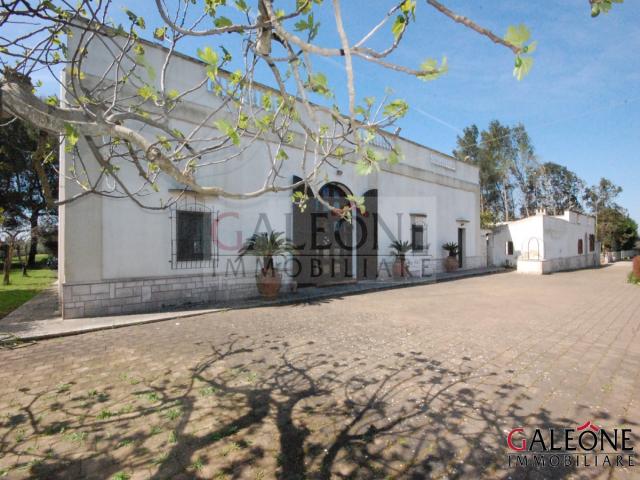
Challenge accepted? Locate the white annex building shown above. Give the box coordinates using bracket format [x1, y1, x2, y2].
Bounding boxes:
[58, 28, 485, 318]
[489, 209, 599, 274]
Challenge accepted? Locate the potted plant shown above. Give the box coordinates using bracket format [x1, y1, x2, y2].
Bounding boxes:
[442, 242, 459, 272]
[239, 232, 294, 298]
[390, 240, 411, 278]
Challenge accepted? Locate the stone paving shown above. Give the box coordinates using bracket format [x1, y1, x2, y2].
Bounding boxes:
[0, 266, 500, 339]
[0, 262, 638, 479]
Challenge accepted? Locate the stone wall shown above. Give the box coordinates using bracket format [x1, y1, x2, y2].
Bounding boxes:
[61, 254, 489, 318]
[61, 274, 259, 318]
[517, 252, 599, 275]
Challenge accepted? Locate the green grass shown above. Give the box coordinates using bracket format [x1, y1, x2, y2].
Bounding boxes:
[0, 268, 56, 318]
[9, 253, 50, 267]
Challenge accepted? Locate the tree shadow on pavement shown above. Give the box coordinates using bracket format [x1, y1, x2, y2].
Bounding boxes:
[0, 333, 632, 479]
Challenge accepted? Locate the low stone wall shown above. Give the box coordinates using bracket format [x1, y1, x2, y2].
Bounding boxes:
[517, 253, 599, 275]
[61, 254, 489, 318]
[61, 273, 259, 318]
[603, 250, 639, 262]
[380, 254, 486, 278]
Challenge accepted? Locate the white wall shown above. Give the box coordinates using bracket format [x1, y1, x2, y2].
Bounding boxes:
[60, 26, 481, 292]
[489, 211, 597, 273]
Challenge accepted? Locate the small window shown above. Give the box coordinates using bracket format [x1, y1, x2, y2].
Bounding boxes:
[410, 214, 427, 251]
[177, 211, 212, 262]
[589, 234, 595, 252]
[578, 239, 583, 255]
[506, 241, 514, 256]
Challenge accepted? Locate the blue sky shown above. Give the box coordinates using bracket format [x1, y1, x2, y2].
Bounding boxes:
[308, 0, 639, 224]
[19, 0, 640, 224]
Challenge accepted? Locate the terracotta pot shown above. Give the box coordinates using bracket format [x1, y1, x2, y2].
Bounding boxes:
[256, 270, 282, 298]
[392, 258, 408, 278]
[444, 255, 458, 273]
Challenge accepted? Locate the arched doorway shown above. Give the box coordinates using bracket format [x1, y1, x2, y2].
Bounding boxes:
[292, 181, 355, 286]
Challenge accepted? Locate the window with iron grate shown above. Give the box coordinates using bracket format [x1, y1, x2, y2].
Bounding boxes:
[177, 211, 212, 262]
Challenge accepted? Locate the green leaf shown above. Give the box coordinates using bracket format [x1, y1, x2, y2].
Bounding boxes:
[197, 46, 219, 80]
[220, 46, 232, 63]
[346, 194, 366, 214]
[197, 46, 218, 66]
[504, 24, 531, 47]
[171, 128, 185, 139]
[513, 55, 534, 81]
[524, 40, 537, 54]
[276, 149, 289, 161]
[64, 123, 79, 152]
[391, 15, 406, 40]
[214, 119, 240, 145]
[383, 99, 409, 119]
[125, 9, 138, 24]
[45, 95, 59, 106]
[205, 0, 227, 16]
[591, 0, 623, 17]
[234, 0, 248, 12]
[153, 27, 166, 41]
[214, 16, 232, 28]
[418, 56, 448, 81]
[387, 147, 402, 165]
[137, 84, 157, 101]
[261, 93, 272, 110]
[355, 159, 374, 176]
[305, 72, 332, 97]
[400, 0, 416, 18]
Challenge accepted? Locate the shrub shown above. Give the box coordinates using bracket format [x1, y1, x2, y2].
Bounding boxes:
[628, 271, 640, 285]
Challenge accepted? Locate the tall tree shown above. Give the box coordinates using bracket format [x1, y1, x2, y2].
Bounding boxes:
[583, 177, 623, 241]
[510, 124, 539, 217]
[597, 207, 638, 252]
[0, 216, 26, 285]
[479, 121, 516, 222]
[454, 121, 538, 224]
[0, 0, 620, 213]
[531, 162, 585, 215]
[0, 119, 58, 266]
[583, 178, 623, 212]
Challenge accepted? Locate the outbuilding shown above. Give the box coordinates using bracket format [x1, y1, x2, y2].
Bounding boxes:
[488, 209, 599, 274]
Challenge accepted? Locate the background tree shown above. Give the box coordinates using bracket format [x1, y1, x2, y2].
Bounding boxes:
[0, 215, 27, 285]
[479, 121, 516, 222]
[454, 121, 537, 225]
[529, 162, 585, 215]
[597, 207, 638, 252]
[583, 177, 623, 212]
[0, 119, 58, 267]
[583, 177, 623, 241]
[510, 124, 539, 217]
[0, 0, 617, 214]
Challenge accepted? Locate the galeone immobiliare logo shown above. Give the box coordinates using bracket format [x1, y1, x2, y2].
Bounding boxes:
[506, 421, 635, 468]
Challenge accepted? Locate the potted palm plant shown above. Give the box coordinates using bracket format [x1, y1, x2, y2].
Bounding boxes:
[390, 240, 411, 278]
[442, 242, 459, 272]
[239, 232, 294, 298]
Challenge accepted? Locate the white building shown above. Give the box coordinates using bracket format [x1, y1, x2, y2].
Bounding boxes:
[489, 209, 599, 274]
[58, 29, 484, 318]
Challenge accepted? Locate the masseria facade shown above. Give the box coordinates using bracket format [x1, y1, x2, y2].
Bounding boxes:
[58, 31, 484, 318]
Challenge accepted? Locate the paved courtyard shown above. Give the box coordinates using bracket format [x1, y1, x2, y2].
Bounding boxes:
[0, 263, 638, 479]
